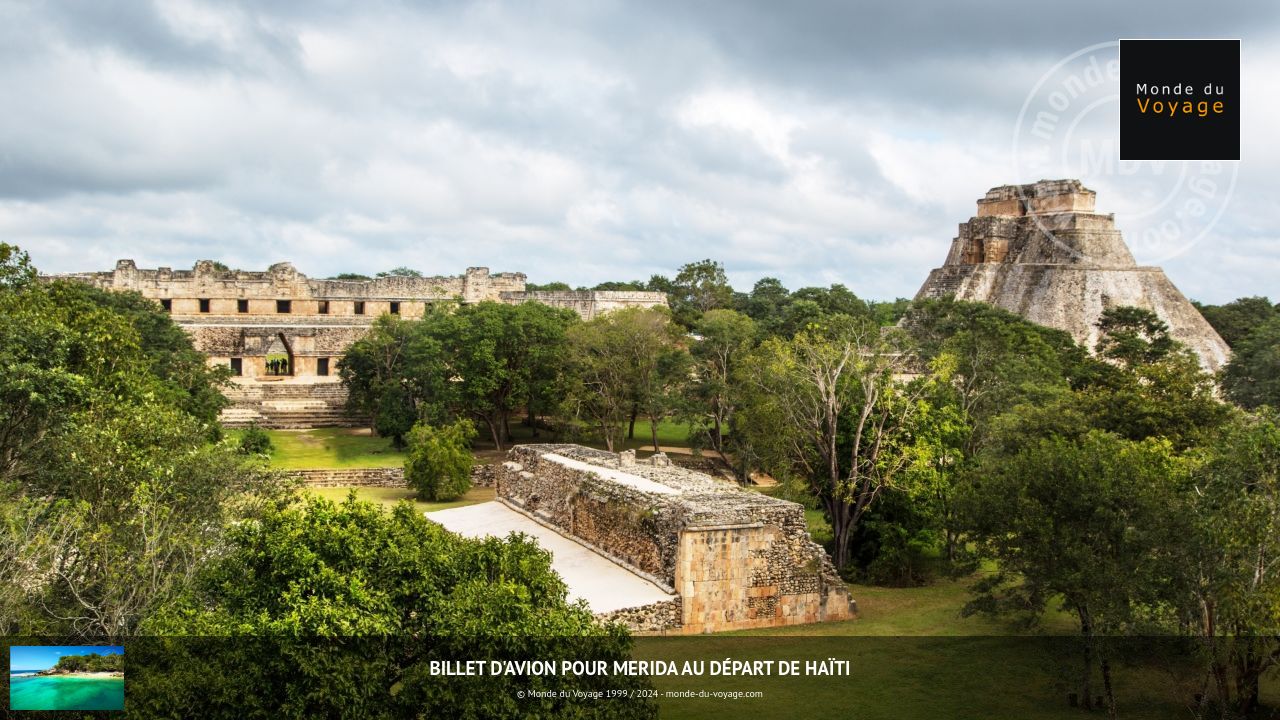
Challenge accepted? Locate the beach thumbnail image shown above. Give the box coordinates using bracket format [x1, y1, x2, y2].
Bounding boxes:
[9, 645, 124, 711]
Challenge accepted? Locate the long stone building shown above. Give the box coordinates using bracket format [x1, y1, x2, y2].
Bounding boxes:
[428, 444, 855, 633]
[50, 260, 667, 427]
[914, 179, 1230, 371]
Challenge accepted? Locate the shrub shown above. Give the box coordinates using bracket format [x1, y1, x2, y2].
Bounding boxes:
[404, 419, 476, 501]
[238, 423, 273, 456]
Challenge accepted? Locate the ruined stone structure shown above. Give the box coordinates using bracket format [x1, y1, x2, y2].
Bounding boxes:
[914, 180, 1230, 372]
[489, 444, 854, 634]
[50, 260, 667, 427]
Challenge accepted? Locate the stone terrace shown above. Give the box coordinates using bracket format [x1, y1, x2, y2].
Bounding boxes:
[485, 444, 855, 634]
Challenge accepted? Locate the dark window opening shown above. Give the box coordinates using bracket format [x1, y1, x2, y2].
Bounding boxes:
[230, 358, 243, 376]
[317, 358, 330, 376]
[199, 298, 211, 313]
[238, 299, 249, 313]
[318, 300, 330, 315]
[277, 300, 292, 314]
[354, 301, 365, 315]
[160, 299, 172, 312]
[389, 301, 400, 315]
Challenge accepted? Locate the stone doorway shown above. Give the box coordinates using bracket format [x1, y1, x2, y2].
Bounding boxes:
[265, 333, 293, 376]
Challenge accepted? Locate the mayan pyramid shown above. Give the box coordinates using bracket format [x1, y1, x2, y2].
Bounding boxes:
[914, 179, 1230, 371]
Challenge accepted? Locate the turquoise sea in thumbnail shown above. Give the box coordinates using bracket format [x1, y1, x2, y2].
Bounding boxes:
[9, 671, 125, 711]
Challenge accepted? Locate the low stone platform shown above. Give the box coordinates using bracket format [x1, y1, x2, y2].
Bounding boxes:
[436, 444, 854, 634]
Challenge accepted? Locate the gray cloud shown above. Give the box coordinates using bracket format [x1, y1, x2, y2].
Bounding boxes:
[1, 0, 1276, 302]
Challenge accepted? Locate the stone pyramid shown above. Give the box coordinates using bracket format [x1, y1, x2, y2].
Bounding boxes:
[914, 179, 1230, 371]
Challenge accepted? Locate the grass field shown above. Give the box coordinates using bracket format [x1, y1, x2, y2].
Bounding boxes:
[238, 420, 698, 471]
[642, 574, 1266, 719]
[472, 418, 697, 455]
[232, 427, 405, 470]
[306, 485, 495, 513]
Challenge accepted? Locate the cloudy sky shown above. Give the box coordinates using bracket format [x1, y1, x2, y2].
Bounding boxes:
[2, 0, 1276, 302]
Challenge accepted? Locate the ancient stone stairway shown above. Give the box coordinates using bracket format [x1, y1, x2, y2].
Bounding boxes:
[219, 381, 368, 429]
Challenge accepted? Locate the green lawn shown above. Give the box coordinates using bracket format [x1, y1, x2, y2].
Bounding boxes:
[619, 419, 698, 450]
[473, 418, 697, 453]
[232, 428, 406, 470]
[306, 485, 495, 514]
[244, 420, 698, 471]
[642, 575, 1257, 719]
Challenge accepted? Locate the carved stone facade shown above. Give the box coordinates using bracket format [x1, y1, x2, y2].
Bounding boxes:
[49, 260, 668, 388]
[915, 180, 1230, 371]
[496, 444, 855, 634]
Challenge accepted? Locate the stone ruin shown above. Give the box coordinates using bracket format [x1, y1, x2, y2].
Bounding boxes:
[47, 261, 668, 428]
[914, 179, 1230, 371]
[493, 444, 855, 634]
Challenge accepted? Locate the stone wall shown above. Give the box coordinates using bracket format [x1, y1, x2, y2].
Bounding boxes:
[47, 260, 669, 390]
[677, 524, 850, 633]
[597, 598, 683, 633]
[285, 463, 497, 489]
[287, 467, 406, 487]
[496, 444, 854, 634]
[499, 290, 668, 320]
[57, 260, 524, 308]
[470, 463, 498, 488]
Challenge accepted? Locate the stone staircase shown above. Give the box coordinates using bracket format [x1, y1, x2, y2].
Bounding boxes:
[918, 266, 972, 299]
[219, 381, 368, 429]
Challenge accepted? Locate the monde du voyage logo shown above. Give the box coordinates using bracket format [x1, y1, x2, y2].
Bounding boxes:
[1121, 39, 1240, 160]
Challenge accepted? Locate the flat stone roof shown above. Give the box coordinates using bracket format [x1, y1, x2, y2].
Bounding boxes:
[541, 453, 681, 495]
[425, 501, 675, 614]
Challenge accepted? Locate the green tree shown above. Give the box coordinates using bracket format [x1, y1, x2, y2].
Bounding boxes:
[736, 315, 933, 570]
[526, 281, 572, 291]
[30, 402, 284, 639]
[667, 259, 734, 327]
[433, 302, 576, 449]
[1221, 314, 1280, 410]
[592, 280, 648, 291]
[341, 303, 576, 449]
[339, 315, 425, 444]
[330, 272, 372, 280]
[1082, 307, 1228, 449]
[376, 266, 423, 278]
[1095, 306, 1176, 368]
[140, 495, 655, 719]
[404, 419, 477, 501]
[1195, 296, 1278, 348]
[0, 243, 286, 639]
[563, 307, 684, 452]
[868, 297, 912, 326]
[742, 277, 791, 337]
[0, 243, 36, 290]
[687, 309, 757, 459]
[1162, 410, 1280, 716]
[790, 284, 869, 320]
[374, 384, 418, 448]
[960, 430, 1182, 714]
[902, 299, 1085, 566]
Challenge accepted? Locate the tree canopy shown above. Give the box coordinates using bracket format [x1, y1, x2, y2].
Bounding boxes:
[140, 495, 655, 719]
